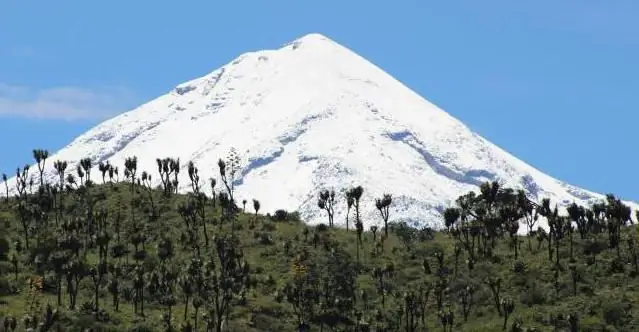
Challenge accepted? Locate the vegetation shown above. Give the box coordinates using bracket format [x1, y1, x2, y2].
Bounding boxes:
[0, 148, 638, 331]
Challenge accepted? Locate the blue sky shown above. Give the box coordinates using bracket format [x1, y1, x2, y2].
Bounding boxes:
[0, 0, 637, 200]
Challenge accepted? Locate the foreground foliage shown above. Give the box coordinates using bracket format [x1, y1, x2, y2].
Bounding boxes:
[0, 149, 638, 331]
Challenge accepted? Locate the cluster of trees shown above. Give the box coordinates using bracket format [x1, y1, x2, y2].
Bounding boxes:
[0, 148, 638, 331]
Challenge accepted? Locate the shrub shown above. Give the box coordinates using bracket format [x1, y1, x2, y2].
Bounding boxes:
[315, 223, 329, 232]
[272, 209, 288, 221]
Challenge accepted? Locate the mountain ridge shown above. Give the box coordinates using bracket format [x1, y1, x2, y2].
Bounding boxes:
[5, 32, 637, 230]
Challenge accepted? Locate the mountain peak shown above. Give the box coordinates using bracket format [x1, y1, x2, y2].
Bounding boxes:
[289, 32, 334, 45]
[6, 35, 638, 230]
[276, 32, 358, 63]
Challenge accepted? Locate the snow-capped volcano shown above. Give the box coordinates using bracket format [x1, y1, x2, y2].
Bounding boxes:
[5, 33, 637, 229]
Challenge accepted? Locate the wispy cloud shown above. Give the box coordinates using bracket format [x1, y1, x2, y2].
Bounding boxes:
[0, 83, 137, 121]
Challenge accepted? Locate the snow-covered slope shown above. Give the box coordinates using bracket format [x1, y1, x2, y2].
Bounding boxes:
[5, 33, 637, 230]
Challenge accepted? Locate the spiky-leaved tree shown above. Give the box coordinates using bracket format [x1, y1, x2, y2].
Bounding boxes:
[345, 192, 354, 231]
[567, 202, 588, 239]
[108, 164, 118, 183]
[124, 156, 138, 191]
[500, 298, 515, 330]
[32, 149, 49, 188]
[348, 186, 363, 224]
[98, 161, 110, 184]
[53, 160, 67, 190]
[445, 196, 482, 261]
[604, 194, 632, 256]
[202, 235, 251, 332]
[218, 147, 242, 208]
[372, 263, 394, 310]
[209, 178, 217, 207]
[140, 171, 158, 220]
[188, 161, 210, 246]
[79, 157, 93, 184]
[252, 199, 260, 225]
[375, 193, 392, 236]
[438, 309, 454, 332]
[15, 165, 31, 249]
[537, 198, 557, 262]
[318, 189, 336, 227]
[123, 156, 139, 263]
[347, 186, 364, 262]
[75, 164, 85, 187]
[90, 260, 108, 312]
[1, 173, 7, 201]
[355, 219, 364, 265]
[156, 157, 180, 196]
[517, 190, 538, 251]
[443, 207, 460, 233]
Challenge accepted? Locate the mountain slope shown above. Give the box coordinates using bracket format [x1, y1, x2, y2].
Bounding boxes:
[5, 33, 636, 229]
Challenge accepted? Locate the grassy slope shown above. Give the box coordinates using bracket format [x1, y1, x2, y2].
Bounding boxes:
[0, 181, 637, 332]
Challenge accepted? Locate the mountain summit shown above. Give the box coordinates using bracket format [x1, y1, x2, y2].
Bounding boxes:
[7, 33, 636, 228]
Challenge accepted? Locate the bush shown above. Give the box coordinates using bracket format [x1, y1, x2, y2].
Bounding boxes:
[0, 237, 9, 261]
[315, 223, 329, 232]
[602, 300, 631, 327]
[272, 209, 288, 222]
[261, 222, 276, 232]
[287, 211, 301, 222]
[270, 209, 301, 222]
[519, 280, 548, 306]
[129, 323, 156, 332]
[0, 276, 16, 296]
[257, 232, 275, 245]
[513, 261, 527, 274]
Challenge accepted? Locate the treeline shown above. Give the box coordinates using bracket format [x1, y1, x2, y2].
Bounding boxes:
[0, 148, 637, 331]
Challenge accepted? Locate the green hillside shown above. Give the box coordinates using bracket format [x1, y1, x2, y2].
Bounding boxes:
[0, 150, 638, 331]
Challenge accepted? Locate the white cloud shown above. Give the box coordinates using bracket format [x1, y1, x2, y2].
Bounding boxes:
[0, 83, 137, 121]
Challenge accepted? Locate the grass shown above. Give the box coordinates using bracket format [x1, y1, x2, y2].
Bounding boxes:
[0, 179, 637, 331]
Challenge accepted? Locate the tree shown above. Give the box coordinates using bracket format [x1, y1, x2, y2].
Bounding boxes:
[567, 202, 587, 238]
[14, 165, 32, 249]
[187, 161, 211, 246]
[108, 275, 121, 312]
[438, 309, 454, 332]
[375, 194, 392, 236]
[79, 157, 93, 184]
[50, 251, 69, 306]
[318, 189, 336, 227]
[218, 148, 242, 208]
[90, 261, 108, 311]
[32, 149, 49, 188]
[203, 235, 250, 332]
[517, 190, 538, 250]
[3, 146, 639, 331]
[349, 186, 363, 217]
[394, 222, 417, 251]
[345, 192, 354, 231]
[1, 173, 8, 201]
[65, 258, 88, 309]
[253, 199, 260, 218]
[443, 207, 460, 233]
[485, 276, 502, 316]
[372, 264, 394, 310]
[355, 219, 364, 264]
[501, 298, 515, 330]
[98, 161, 110, 184]
[157, 157, 180, 195]
[459, 284, 475, 322]
[124, 156, 138, 189]
[370, 225, 378, 242]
